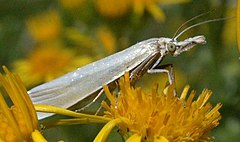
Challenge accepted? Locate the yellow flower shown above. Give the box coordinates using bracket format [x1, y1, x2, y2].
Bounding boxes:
[0, 66, 108, 141]
[59, 0, 86, 9]
[13, 42, 93, 87]
[97, 26, 117, 54]
[26, 10, 62, 42]
[96, 72, 222, 142]
[0, 66, 47, 142]
[94, 0, 131, 18]
[131, 0, 191, 22]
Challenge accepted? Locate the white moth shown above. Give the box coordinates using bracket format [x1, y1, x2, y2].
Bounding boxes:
[29, 13, 226, 120]
[29, 36, 206, 119]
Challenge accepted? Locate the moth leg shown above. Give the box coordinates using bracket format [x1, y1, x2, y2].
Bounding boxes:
[147, 64, 177, 96]
[75, 89, 104, 112]
[95, 104, 103, 115]
[148, 64, 186, 106]
[94, 93, 114, 115]
[130, 53, 160, 84]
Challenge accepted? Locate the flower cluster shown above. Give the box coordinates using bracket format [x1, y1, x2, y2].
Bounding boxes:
[0, 67, 222, 142]
[0, 67, 46, 142]
[99, 73, 222, 142]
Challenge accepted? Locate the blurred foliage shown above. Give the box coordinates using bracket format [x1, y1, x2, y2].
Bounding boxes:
[0, 0, 239, 141]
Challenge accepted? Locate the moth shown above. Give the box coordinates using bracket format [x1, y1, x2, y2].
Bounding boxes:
[29, 12, 226, 120]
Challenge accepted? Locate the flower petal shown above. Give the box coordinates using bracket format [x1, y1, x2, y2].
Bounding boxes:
[154, 136, 169, 142]
[94, 119, 121, 142]
[126, 133, 142, 142]
[44, 118, 108, 128]
[0, 92, 22, 141]
[31, 130, 47, 142]
[34, 104, 110, 122]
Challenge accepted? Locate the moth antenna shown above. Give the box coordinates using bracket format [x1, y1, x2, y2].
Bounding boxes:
[172, 9, 216, 40]
[174, 17, 233, 41]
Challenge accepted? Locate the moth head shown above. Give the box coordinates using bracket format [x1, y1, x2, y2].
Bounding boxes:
[163, 35, 206, 57]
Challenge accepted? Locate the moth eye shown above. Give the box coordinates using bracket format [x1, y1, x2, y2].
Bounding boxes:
[167, 43, 176, 52]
